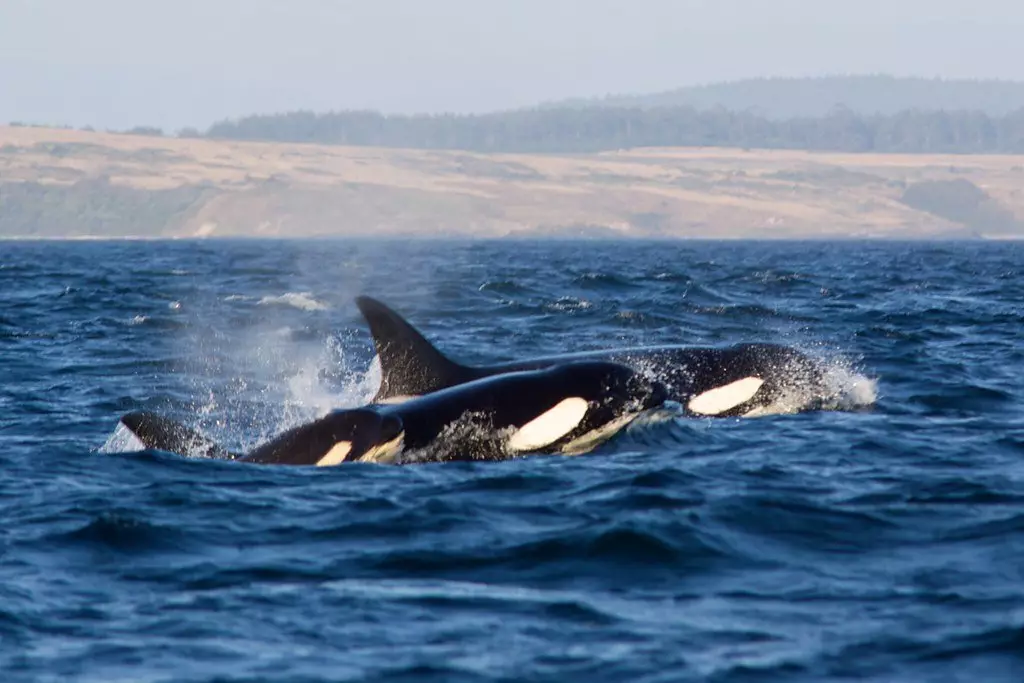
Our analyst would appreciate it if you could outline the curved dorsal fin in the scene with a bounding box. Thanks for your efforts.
[355,296,472,402]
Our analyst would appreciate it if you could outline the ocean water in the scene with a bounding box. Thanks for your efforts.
[1,238,1022,682]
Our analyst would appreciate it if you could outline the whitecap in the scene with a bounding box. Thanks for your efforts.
[257,292,329,312]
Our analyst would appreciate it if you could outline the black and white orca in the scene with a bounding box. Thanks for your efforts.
[116,360,668,466]
[355,295,828,418]
[117,407,403,466]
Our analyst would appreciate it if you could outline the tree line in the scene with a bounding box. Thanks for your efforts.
[554,76,1024,119]
[201,105,1024,154]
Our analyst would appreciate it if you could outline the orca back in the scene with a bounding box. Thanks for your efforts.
[120,408,405,466]
[355,295,827,416]
[240,408,404,466]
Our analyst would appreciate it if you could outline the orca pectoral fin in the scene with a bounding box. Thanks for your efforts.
[239,408,405,467]
[355,295,473,402]
[118,411,236,459]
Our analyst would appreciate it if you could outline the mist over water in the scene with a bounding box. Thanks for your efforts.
[2,238,1023,682]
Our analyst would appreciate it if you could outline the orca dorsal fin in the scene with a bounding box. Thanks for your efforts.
[118,410,238,460]
[355,296,473,402]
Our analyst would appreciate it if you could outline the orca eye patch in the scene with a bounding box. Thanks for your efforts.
[507,397,589,452]
[316,440,353,466]
[687,377,765,416]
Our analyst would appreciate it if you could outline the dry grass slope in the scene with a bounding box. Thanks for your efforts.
[2,126,1023,239]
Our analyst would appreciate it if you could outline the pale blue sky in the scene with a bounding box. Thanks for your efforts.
[2,0,1021,131]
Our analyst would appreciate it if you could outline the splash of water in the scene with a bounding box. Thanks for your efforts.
[102,324,384,458]
[821,360,878,411]
[278,336,380,429]
[98,421,146,454]
[743,350,878,418]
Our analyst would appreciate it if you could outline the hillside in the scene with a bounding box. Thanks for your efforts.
[548,76,1024,118]
[1,126,1023,240]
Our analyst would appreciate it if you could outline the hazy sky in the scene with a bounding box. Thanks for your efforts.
[2,0,1022,131]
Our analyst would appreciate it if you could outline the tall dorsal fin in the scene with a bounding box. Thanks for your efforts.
[118,411,238,460]
[354,296,473,403]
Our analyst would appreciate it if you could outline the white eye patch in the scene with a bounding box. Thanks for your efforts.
[508,397,589,452]
[316,440,353,466]
[687,377,765,416]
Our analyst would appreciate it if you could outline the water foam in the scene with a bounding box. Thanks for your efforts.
[257,292,329,312]
[821,361,878,411]
[743,350,878,418]
[397,411,510,464]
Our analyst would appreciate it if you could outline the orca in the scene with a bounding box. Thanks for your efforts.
[116,360,668,466]
[118,408,404,466]
[355,295,827,418]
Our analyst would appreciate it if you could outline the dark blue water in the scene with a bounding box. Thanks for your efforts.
[2,239,1023,682]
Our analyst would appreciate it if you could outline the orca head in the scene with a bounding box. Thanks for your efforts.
[684,344,827,417]
[507,361,668,456]
[117,410,235,459]
[240,409,406,466]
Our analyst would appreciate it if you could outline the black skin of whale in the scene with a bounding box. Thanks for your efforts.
[355,296,827,417]
[370,359,666,461]
[118,407,400,465]
[118,360,668,466]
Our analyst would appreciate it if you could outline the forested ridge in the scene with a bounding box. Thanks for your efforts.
[14,76,1024,155]
[548,75,1024,118]
[204,105,1024,154]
